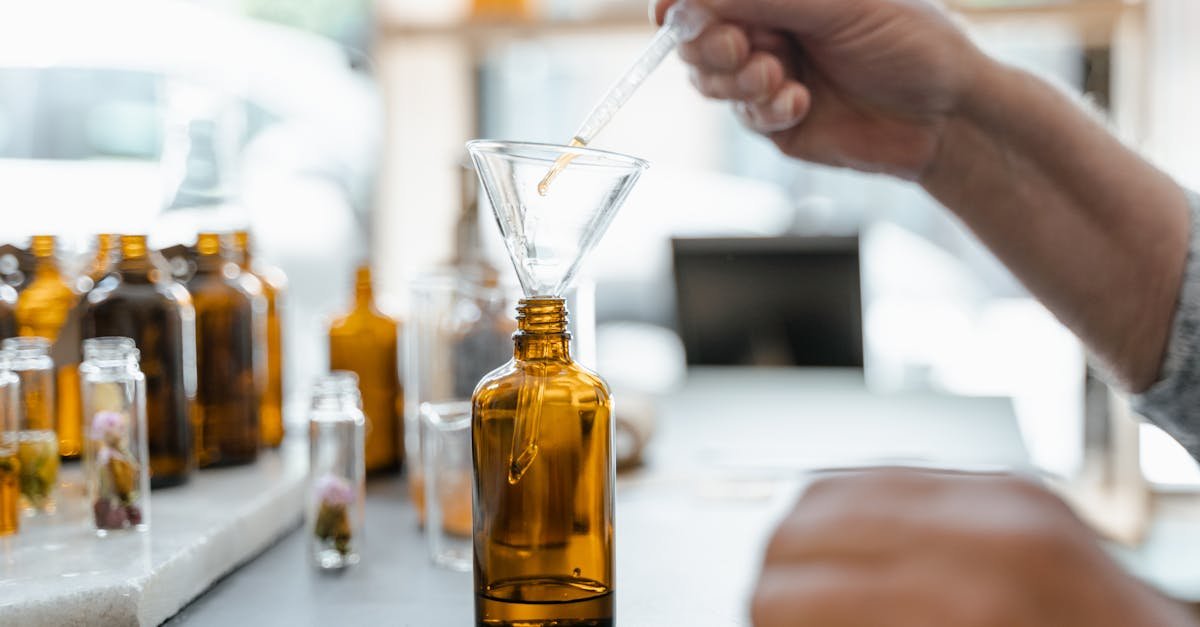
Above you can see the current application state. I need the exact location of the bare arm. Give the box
[923,58,1190,391]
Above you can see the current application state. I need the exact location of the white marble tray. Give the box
[0,443,306,626]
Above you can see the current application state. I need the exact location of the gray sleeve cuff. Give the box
[1132,189,1200,459]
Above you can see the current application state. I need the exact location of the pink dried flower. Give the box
[314,474,355,507]
[90,411,126,443]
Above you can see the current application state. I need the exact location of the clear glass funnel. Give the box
[466,140,648,298]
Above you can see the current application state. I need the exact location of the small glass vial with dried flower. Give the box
[308,372,365,570]
[81,337,149,535]
[0,351,20,535]
[3,337,58,515]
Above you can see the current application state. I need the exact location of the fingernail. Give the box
[771,87,797,120]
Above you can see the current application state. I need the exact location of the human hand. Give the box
[752,469,1196,627]
[654,0,989,180]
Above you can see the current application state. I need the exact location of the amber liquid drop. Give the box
[536,138,587,197]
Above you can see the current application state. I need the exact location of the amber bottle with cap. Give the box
[186,233,264,467]
[85,235,197,487]
[231,231,286,448]
[472,298,614,627]
[0,283,16,341]
[329,265,401,473]
[15,235,84,458]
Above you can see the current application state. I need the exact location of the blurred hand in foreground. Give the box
[753,469,1197,627]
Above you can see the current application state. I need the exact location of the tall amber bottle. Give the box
[329,265,401,473]
[232,231,286,448]
[0,283,16,341]
[84,235,197,487]
[15,235,83,458]
[472,298,614,627]
[187,233,263,467]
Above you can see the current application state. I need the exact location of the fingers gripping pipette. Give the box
[537,0,711,195]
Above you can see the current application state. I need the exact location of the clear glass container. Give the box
[307,372,365,571]
[406,273,515,524]
[3,336,58,515]
[0,351,19,535]
[421,400,473,571]
[81,337,150,535]
[85,234,197,488]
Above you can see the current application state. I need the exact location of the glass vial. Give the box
[329,265,401,474]
[187,232,264,467]
[472,298,615,626]
[81,337,150,535]
[231,231,287,448]
[85,235,197,488]
[307,372,365,571]
[3,337,58,515]
[0,352,19,535]
[16,235,83,459]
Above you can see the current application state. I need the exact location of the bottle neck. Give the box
[195,233,227,272]
[233,231,252,270]
[30,235,59,274]
[514,297,571,361]
[353,265,374,309]
[116,235,154,278]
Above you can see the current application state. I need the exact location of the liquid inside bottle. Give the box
[472,298,614,627]
[85,235,196,487]
[187,233,262,467]
[4,337,58,515]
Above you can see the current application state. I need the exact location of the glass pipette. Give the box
[537,0,711,195]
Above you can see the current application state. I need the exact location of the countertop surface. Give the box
[166,367,1029,626]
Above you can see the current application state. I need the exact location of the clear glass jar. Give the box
[0,351,19,535]
[308,372,365,571]
[2,337,58,515]
[81,337,150,535]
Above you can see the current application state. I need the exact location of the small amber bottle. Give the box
[231,231,287,448]
[15,235,84,459]
[472,298,614,627]
[0,283,16,341]
[329,265,401,474]
[186,233,264,467]
[85,235,197,487]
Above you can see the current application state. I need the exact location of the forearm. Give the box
[921,57,1190,391]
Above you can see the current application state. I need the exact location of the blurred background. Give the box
[1,0,1198,495]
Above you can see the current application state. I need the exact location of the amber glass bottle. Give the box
[232,231,286,448]
[15,235,83,458]
[329,265,401,474]
[85,235,197,487]
[472,298,614,627]
[187,233,263,467]
[0,283,16,341]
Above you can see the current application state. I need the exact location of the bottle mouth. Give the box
[83,337,139,363]
[517,297,569,335]
[2,336,51,358]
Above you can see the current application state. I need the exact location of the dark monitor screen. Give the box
[671,236,863,367]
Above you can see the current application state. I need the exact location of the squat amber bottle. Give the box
[232,231,286,448]
[472,298,614,627]
[15,235,83,458]
[187,233,264,467]
[85,235,197,488]
[329,265,401,474]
